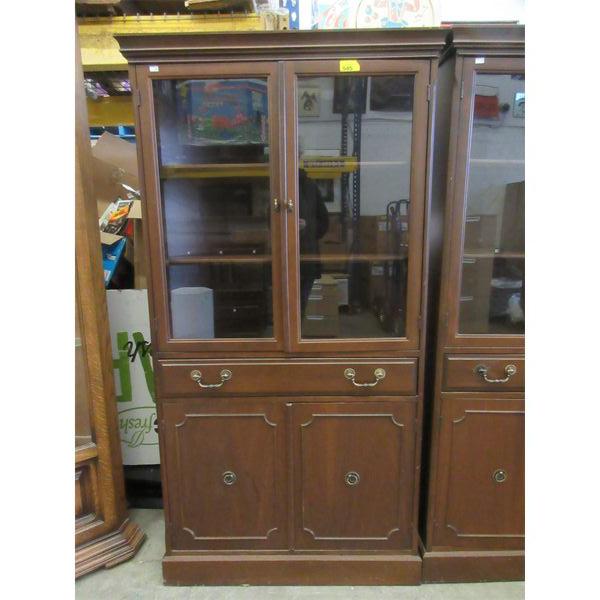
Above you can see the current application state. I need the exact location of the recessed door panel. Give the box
[292,400,416,550]
[162,399,287,550]
[432,396,524,550]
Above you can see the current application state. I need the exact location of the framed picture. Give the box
[298,86,320,117]
[369,76,414,112]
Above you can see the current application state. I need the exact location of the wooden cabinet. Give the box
[75,36,143,578]
[117,28,447,585]
[422,25,525,583]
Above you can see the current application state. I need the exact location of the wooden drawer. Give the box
[291,400,416,550]
[432,396,524,550]
[443,355,524,392]
[157,358,418,398]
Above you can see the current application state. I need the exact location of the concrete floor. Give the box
[76,509,524,600]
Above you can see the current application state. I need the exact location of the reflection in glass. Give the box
[296,75,414,339]
[154,78,269,165]
[459,73,525,335]
[154,78,274,340]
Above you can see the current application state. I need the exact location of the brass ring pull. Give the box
[492,469,507,483]
[222,471,237,486]
[474,364,517,384]
[190,369,232,388]
[344,368,386,387]
[345,471,360,486]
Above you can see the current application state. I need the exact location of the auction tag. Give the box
[149,65,160,72]
[475,57,485,64]
[339,59,361,73]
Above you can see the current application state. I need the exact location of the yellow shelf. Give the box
[78,13,273,71]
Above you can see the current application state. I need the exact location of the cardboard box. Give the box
[302,275,340,337]
[464,214,498,253]
[92,132,148,287]
[500,181,525,253]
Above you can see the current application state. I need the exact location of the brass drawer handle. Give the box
[222,471,237,486]
[492,469,507,483]
[344,367,386,387]
[345,471,360,486]
[474,364,517,384]
[190,369,232,388]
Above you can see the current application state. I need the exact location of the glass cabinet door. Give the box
[142,64,283,351]
[451,59,525,345]
[284,60,431,351]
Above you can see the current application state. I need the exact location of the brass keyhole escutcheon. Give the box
[222,471,237,486]
[345,471,360,486]
[492,469,507,483]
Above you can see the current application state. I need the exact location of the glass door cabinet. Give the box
[421,25,525,584]
[119,29,447,585]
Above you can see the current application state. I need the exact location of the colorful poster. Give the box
[311,0,439,30]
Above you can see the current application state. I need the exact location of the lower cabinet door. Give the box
[162,399,287,550]
[291,400,417,550]
[432,395,525,550]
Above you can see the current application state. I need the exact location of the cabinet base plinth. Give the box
[76,519,145,579]
[421,549,524,583]
[163,552,422,585]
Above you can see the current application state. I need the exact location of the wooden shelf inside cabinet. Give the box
[168,255,272,265]
[160,164,270,179]
[463,251,524,259]
[470,158,525,165]
[301,253,408,262]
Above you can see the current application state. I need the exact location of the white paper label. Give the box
[475,57,485,64]
[149,65,160,72]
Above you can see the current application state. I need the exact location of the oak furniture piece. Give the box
[117,28,447,585]
[421,25,525,582]
[76,32,144,578]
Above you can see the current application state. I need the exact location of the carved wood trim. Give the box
[75,518,145,579]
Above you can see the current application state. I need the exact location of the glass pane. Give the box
[154,78,274,340]
[296,75,414,339]
[459,73,525,335]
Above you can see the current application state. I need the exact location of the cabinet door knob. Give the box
[492,469,508,483]
[344,367,386,387]
[190,369,232,389]
[285,198,294,212]
[474,364,517,384]
[273,198,281,211]
[222,471,237,486]
[345,471,361,486]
